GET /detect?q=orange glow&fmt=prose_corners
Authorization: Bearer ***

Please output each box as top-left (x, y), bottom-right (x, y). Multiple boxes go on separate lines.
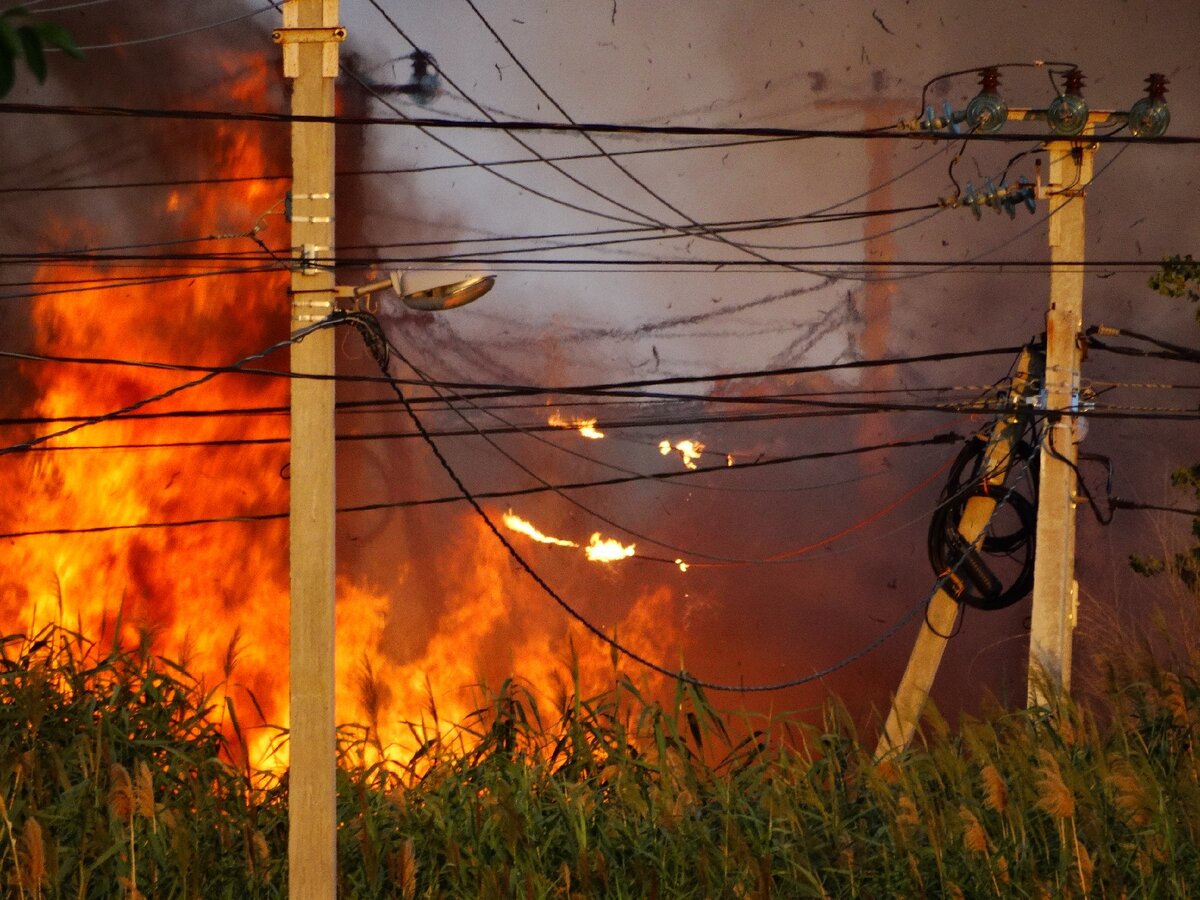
top-left (584, 533), bottom-right (636, 563)
top-left (502, 510), bottom-right (578, 548)
top-left (659, 438), bottom-right (705, 470)
top-left (1, 51), bottom-right (692, 774)
top-left (548, 410), bottom-right (605, 440)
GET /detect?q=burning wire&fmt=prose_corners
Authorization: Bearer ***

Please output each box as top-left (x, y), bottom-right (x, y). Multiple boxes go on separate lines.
top-left (343, 311), bottom-right (1038, 693)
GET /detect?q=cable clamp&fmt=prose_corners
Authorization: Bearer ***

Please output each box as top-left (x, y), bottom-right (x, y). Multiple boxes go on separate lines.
top-left (273, 26), bottom-right (346, 78)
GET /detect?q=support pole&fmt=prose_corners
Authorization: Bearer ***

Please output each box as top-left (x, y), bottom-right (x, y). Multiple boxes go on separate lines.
top-left (1027, 137), bottom-right (1094, 706)
top-left (278, 1), bottom-right (342, 897)
top-left (877, 346), bottom-right (1040, 758)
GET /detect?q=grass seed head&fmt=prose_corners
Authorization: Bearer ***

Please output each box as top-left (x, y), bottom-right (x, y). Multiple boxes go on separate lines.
top-left (980, 764), bottom-right (1008, 813)
top-left (133, 761), bottom-right (155, 819)
top-left (18, 817), bottom-right (46, 891)
top-left (959, 805), bottom-right (988, 853)
top-left (108, 763), bottom-right (134, 822)
top-left (1034, 750), bottom-right (1075, 820)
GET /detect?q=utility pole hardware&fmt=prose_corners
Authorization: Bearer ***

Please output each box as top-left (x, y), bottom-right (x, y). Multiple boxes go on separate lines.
top-left (276, 2), bottom-right (342, 898)
top-left (1027, 133), bottom-right (1095, 705)
top-left (877, 346), bottom-right (1041, 758)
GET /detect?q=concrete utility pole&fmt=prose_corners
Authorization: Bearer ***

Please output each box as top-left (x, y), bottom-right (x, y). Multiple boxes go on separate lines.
top-left (1027, 134), bottom-right (1094, 705)
top-left (275, 2), bottom-right (343, 897)
top-left (876, 346), bottom-right (1040, 758)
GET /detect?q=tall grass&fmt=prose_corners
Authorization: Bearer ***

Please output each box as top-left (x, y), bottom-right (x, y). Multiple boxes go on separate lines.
top-left (3, 620), bottom-right (1200, 897)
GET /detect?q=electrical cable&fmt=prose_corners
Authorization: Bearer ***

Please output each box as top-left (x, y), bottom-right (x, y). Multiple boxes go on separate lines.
top-left (1110, 499), bottom-right (1200, 518)
top-left (0, 136), bottom-right (809, 195)
top-left (0, 319), bottom-right (337, 457)
top-left (455, 0), bottom-right (870, 275)
top-left (8, 101), bottom-right (1200, 144)
top-left (43, 3), bottom-right (277, 51)
top-left (0, 264), bottom-right (281, 301)
top-left (344, 7), bottom-right (686, 234)
top-left (344, 311), bottom-right (1026, 692)
top-left (381, 322), bottom-right (965, 565)
top-left (0, 428), bottom-right (959, 541)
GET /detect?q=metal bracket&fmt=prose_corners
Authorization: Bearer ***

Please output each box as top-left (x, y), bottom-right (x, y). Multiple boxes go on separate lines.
top-left (273, 25), bottom-right (345, 78)
top-left (334, 285), bottom-right (381, 315)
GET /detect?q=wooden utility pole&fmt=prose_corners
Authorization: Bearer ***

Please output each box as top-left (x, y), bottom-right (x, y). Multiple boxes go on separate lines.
top-left (275, 2), bottom-right (343, 897)
top-left (1027, 135), bottom-right (1094, 705)
top-left (877, 346), bottom-right (1040, 758)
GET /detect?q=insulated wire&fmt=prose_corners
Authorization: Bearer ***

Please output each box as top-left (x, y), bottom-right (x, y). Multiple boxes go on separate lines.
top-left (352, 312), bottom-right (1030, 692)
top-left (0, 319), bottom-right (336, 456)
top-left (383, 328), bottom-right (962, 564)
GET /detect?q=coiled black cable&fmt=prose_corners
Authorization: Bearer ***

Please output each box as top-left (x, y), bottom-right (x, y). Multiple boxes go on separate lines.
top-left (926, 434), bottom-right (1038, 610)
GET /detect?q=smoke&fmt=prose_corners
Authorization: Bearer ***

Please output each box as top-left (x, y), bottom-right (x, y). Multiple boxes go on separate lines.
top-left (3, 1), bottom-right (1199, 746)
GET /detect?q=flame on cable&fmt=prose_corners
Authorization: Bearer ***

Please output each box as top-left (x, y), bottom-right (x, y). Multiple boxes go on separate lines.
top-left (585, 532), bottom-right (636, 563)
top-left (502, 510), bottom-right (579, 547)
top-left (549, 410), bottom-right (605, 440)
top-left (659, 438), bottom-right (705, 470)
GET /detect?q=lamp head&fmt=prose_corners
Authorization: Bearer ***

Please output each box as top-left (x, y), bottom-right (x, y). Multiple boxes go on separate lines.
top-left (389, 270), bottom-right (496, 311)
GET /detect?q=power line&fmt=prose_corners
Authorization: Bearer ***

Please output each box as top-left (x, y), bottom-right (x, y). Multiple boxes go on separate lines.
top-left (47, 3), bottom-right (277, 51)
top-left (3, 101), bottom-right (1198, 144)
top-left (0, 319), bottom-right (337, 457)
top-left (0, 264), bottom-right (281, 301)
top-left (0, 136), bottom-right (808, 195)
top-left (345, 311), bottom-right (1029, 692)
top-left (0, 429), bottom-right (958, 540)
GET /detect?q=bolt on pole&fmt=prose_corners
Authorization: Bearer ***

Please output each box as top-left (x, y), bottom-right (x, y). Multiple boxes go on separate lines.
top-left (276, 1), bottom-right (343, 897)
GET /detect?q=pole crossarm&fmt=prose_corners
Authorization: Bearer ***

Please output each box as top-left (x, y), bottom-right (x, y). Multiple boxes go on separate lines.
top-left (876, 345), bottom-right (1042, 759)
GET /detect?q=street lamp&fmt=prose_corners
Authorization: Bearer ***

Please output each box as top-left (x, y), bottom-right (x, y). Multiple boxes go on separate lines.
top-left (336, 269), bottom-right (496, 312)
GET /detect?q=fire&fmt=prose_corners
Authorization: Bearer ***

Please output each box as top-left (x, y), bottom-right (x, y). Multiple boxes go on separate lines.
top-left (585, 533), bottom-right (637, 563)
top-left (503, 511), bottom-right (636, 565)
top-left (548, 410), bottom-right (605, 440)
top-left (659, 438), bottom-right (706, 470)
top-left (1, 40), bottom-right (687, 774)
top-left (501, 510), bottom-right (578, 548)
top-left (675, 559), bottom-right (690, 573)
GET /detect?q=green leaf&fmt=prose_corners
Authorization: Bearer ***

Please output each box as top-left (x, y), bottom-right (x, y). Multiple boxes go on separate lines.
top-left (0, 16), bottom-right (19, 55)
top-left (35, 21), bottom-right (81, 58)
top-left (17, 25), bottom-right (46, 83)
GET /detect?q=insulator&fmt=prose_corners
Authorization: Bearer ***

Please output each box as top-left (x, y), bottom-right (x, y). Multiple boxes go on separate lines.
top-left (1047, 68), bottom-right (1088, 135)
top-left (407, 50), bottom-right (440, 106)
top-left (1016, 177), bottom-right (1037, 214)
top-left (962, 181), bottom-right (983, 219)
top-left (1129, 73), bottom-right (1170, 138)
top-left (965, 67), bottom-right (1007, 134)
top-left (966, 92), bottom-right (1008, 134)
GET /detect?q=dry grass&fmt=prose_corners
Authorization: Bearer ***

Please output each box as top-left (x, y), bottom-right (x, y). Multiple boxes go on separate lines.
top-left (2, 612), bottom-right (1200, 896)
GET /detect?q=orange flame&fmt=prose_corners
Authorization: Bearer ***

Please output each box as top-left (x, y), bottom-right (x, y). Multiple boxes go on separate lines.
top-left (659, 438), bottom-right (705, 469)
top-left (548, 411), bottom-right (605, 440)
top-left (584, 533), bottom-right (637, 563)
top-left (1, 48), bottom-right (694, 772)
top-left (502, 510), bottom-right (578, 548)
